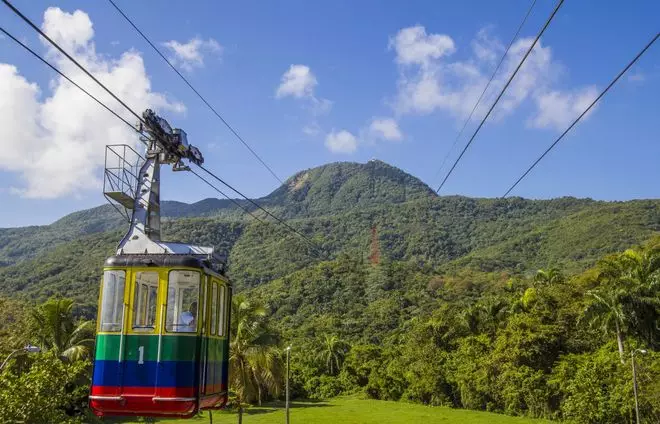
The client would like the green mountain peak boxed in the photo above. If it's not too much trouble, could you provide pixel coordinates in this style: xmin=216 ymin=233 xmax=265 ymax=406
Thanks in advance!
xmin=264 ymin=160 xmax=436 ymax=216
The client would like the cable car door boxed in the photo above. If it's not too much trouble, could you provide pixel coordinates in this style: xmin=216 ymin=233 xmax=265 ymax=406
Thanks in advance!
xmin=122 ymin=270 xmax=161 ymax=398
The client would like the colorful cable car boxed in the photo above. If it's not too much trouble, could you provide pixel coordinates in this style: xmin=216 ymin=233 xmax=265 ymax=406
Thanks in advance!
xmin=90 ymin=110 xmax=231 ymax=418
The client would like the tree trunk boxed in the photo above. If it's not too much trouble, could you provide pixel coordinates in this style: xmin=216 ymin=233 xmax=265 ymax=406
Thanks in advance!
xmin=615 ymin=320 xmax=625 ymax=364
xmin=238 ymin=406 xmax=243 ymax=424
xmin=258 ymin=384 xmax=262 ymax=406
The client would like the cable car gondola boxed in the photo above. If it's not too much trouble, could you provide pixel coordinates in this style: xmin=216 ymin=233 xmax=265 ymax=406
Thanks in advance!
xmin=90 ymin=110 xmax=232 ymax=418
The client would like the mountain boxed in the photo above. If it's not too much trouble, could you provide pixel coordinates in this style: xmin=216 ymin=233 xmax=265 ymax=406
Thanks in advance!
xmin=0 ymin=160 xmax=658 ymax=312
xmin=262 ymin=160 xmax=436 ymax=217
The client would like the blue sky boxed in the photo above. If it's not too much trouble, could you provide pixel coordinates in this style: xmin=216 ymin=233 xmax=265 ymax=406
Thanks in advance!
xmin=0 ymin=0 xmax=658 ymax=227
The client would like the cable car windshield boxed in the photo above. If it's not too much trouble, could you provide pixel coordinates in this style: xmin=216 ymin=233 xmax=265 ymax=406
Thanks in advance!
xmin=132 ymin=272 xmax=159 ymax=331
xmin=166 ymin=271 xmax=201 ymax=333
xmin=100 ymin=270 xmax=126 ymax=332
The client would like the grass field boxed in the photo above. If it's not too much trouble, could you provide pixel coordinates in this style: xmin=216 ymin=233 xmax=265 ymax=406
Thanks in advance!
xmin=141 ymin=397 xmax=552 ymax=424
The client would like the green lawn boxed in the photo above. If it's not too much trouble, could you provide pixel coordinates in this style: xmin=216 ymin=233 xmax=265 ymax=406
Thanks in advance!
xmin=141 ymin=397 xmax=552 ymax=424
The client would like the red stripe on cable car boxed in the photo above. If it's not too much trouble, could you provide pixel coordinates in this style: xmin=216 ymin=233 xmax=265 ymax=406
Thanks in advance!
xmin=91 ymin=386 xmax=196 ymax=397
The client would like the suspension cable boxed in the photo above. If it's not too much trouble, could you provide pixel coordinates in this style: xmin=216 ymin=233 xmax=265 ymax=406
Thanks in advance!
xmin=106 ymin=0 xmax=285 ymax=185
xmin=0 ymin=24 xmax=278 ymax=228
xmin=434 ymin=0 xmax=539 ymax=184
xmin=502 ymin=31 xmax=659 ymax=198
xmin=436 ymin=0 xmax=566 ymax=193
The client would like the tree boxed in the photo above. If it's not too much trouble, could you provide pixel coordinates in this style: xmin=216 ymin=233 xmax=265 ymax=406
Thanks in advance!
xmin=317 ymin=334 xmax=349 ymax=376
xmin=229 ymin=295 xmax=281 ymax=424
xmin=616 ymin=247 xmax=660 ymax=348
xmin=583 ymin=245 xmax=660 ymax=363
xmin=30 ymin=298 xmax=95 ymax=361
xmin=534 ymin=268 xmax=564 ymax=285
xmin=582 ymin=288 xmax=629 ymax=363
xmin=0 ymin=351 xmax=90 ymax=423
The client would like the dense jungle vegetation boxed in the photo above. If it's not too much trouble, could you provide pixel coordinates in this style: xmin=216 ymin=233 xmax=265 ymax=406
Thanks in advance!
xmin=0 ymin=161 xmax=658 ymax=423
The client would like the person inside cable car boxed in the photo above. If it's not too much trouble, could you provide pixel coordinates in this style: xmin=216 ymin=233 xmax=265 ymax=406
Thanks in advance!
xmin=179 ymin=301 xmax=197 ymax=332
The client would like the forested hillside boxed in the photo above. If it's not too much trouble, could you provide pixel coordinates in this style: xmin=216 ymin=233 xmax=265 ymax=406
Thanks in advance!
xmin=0 ymin=160 xmax=658 ymax=423
xmin=0 ymin=160 xmax=658 ymax=311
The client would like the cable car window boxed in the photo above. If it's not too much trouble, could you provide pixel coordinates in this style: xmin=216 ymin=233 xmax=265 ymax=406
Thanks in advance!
xmin=210 ymin=282 xmax=218 ymax=335
xmin=100 ymin=270 xmax=125 ymax=332
xmin=132 ymin=272 xmax=159 ymax=331
xmin=217 ymin=285 xmax=226 ymax=337
xmin=166 ymin=271 xmax=200 ymax=333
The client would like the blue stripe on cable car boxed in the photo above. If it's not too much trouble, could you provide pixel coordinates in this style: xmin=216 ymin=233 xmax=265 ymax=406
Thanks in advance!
xmin=92 ymin=360 xmax=197 ymax=387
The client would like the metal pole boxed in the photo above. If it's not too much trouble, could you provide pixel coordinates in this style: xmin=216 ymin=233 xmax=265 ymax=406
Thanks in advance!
xmin=286 ymin=346 xmax=291 ymax=424
xmin=632 ymin=352 xmax=640 ymax=424
xmin=0 ymin=345 xmax=41 ymax=371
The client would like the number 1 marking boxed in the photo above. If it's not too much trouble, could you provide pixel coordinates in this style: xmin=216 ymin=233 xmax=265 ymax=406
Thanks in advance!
xmin=138 ymin=346 xmax=144 ymax=364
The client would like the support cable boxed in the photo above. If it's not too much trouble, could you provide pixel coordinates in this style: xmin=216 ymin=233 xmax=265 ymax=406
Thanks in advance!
xmin=434 ymin=0 xmax=539 ymax=183
xmin=436 ymin=0 xmax=566 ymax=193
xmin=2 ymin=0 xmax=145 ymax=124
xmin=197 ymin=165 xmax=321 ymax=252
xmin=0 ymin=26 xmax=136 ymax=132
xmin=189 ymin=169 xmax=265 ymax=224
xmin=106 ymin=0 xmax=285 ymax=185
xmin=3 ymin=0 xmax=325 ymax=256
xmin=502 ymin=31 xmax=659 ymax=198
xmin=0 ymin=25 xmax=272 ymax=226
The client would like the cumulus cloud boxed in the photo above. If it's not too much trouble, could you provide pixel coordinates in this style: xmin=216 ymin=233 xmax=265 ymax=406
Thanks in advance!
xmin=530 ymin=86 xmax=598 ymax=130
xmin=325 ymin=130 xmax=357 ymax=154
xmin=276 ymin=64 xmax=318 ymax=98
xmin=276 ymin=64 xmax=332 ymax=137
xmin=388 ymin=25 xmax=455 ymax=66
xmin=162 ymin=37 xmax=221 ymax=72
xmin=389 ymin=26 xmax=596 ymax=131
xmin=368 ymin=118 xmax=403 ymax=141
xmin=0 ymin=7 xmax=184 ymax=199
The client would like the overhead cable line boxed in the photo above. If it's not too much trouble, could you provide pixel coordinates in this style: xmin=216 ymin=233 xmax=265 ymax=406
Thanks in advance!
xmin=2 ymin=0 xmax=145 ymax=124
xmin=0 ymin=25 xmax=274 ymax=226
xmin=197 ymin=165 xmax=321 ymax=252
xmin=436 ymin=0 xmax=566 ymax=193
xmin=4 ymin=0 xmax=321 ymax=257
xmin=434 ymin=0 xmax=539 ymax=184
xmin=106 ymin=0 xmax=285 ymax=185
xmin=0 ymin=26 xmax=137 ymax=132
xmin=502 ymin=31 xmax=660 ymax=198
xmin=189 ymin=169 xmax=266 ymax=224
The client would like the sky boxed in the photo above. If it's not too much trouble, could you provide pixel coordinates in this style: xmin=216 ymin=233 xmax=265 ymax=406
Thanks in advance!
xmin=0 ymin=0 xmax=658 ymax=227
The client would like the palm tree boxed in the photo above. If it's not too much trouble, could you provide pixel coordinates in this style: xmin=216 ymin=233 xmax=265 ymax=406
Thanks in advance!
xmin=30 ymin=298 xmax=94 ymax=361
xmin=318 ymin=334 xmax=349 ymax=375
xmin=534 ymin=268 xmax=564 ymax=285
xmin=582 ymin=245 xmax=660 ymax=363
xmin=614 ymin=247 xmax=660 ymax=348
xmin=582 ymin=287 xmax=628 ymax=363
xmin=229 ymin=295 xmax=281 ymax=423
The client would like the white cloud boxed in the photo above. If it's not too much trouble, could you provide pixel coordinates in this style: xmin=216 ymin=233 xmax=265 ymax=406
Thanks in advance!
xmin=393 ymin=27 xmax=555 ymax=120
xmin=388 ymin=25 xmax=455 ymax=66
xmin=325 ymin=130 xmax=357 ymax=154
xmin=276 ymin=64 xmax=318 ymax=98
xmin=0 ymin=7 xmax=184 ymax=199
xmin=40 ymin=7 xmax=94 ymax=53
xmin=302 ymin=123 xmax=321 ymax=136
xmin=389 ymin=26 xmax=595 ymax=131
xmin=368 ymin=118 xmax=403 ymax=141
xmin=530 ymin=86 xmax=598 ymax=130
xmin=162 ymin=37 xmax=221 ymax=72
xmin=276 ymin=64 xmax=332 ymax=136
xmin=307 ymin=96 xmax=333 ymax=116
